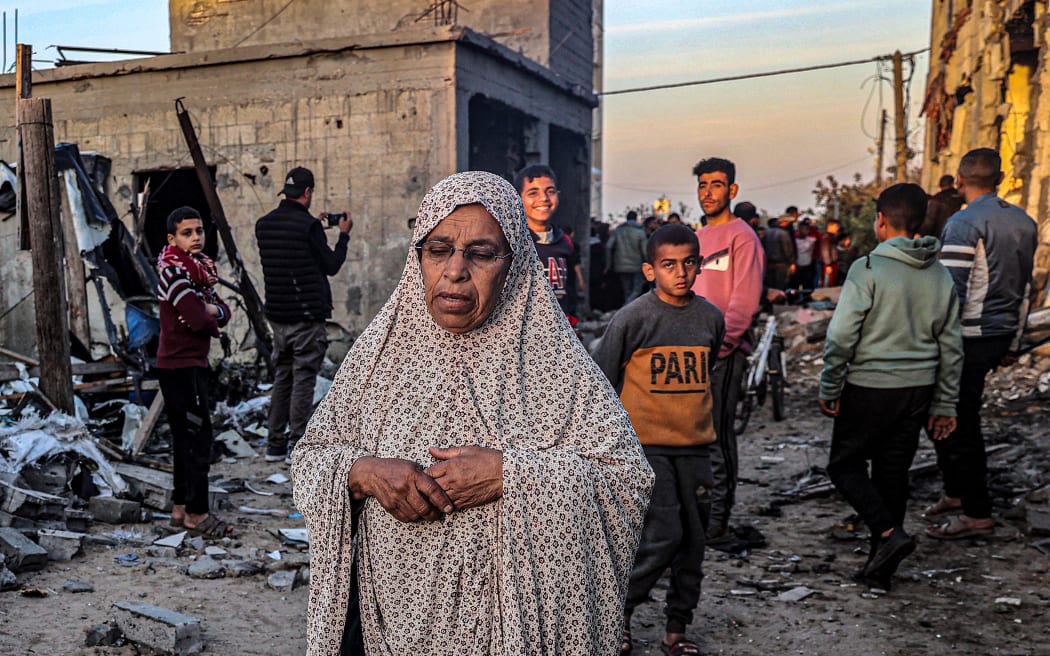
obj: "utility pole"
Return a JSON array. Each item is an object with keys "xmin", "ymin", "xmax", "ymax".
[
  {"xmin": 17, "ymin": 43, "xmax": 75, "ymax": 414},
  {"xmin": 892, "ymin": 50, "xmax": 908, "ymax": 183},
  {"xmin": 875, "ymin": 109, "xmax": 887, "ymax": 187}
]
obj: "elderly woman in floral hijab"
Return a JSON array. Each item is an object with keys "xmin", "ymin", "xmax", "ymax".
[{"xmin": 291, "ymin": 171, "xmax": 653, "ymax": 656}]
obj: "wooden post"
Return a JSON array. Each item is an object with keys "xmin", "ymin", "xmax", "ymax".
[
  {"xmin": 18, "ymin": 96, "xmax": 75, "ymax": 415},
  {"xmin": 893, "ymin": 50, "xmax": 908, "ymax": 183},
  {"xmin": 875, "ymin": 109, "xmax": 887, "ymax": 187}
]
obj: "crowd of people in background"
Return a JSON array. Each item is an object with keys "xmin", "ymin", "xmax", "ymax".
[{"xmin": 155, "ymin": 144, "xmax": 1037, "ymax": 656}]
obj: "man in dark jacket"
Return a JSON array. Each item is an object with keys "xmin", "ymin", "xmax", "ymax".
[
  {"xmin": 926, "ymin": 149, "xmax": 1037, "ymax": 540},
  {"xmin": 921, "ymin": 174, "xmax": 964, "ymax": 238},
  {"xmin": 255, "ymin": 166, "xmax": 352, "ymax": 462}
]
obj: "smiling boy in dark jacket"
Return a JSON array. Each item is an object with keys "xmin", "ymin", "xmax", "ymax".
[{"xmin": 818, "ymin": 183, "xmax": 963, "ymax": 589}]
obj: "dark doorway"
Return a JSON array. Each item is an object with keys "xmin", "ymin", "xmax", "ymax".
[
  {"xmin": 468, "ymin": 95, "xmax": 528, "ymax": 181},
  {"xmin": 133, "ymin": 167, "xmax": 218, "ymax": 261},
  {"xmin": 549, "ymin": 124, "xmax": 590, "ymax": 238}
]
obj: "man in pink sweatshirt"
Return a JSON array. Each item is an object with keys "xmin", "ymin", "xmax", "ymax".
[{"xmin": 690, "ymin": 157, "xmax": 765, "ymax": 546}]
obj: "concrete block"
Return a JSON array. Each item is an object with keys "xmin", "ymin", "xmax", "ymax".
[
  {"xmin": 0, "ymin": 527, "xmax": 48, "ymax": 572},
  {"xmin": 37, "ymin": 529, "xmax": 86, "ymax": 561},
  {"xmin": 112, "ymin": 601, "xmax": 203, "ymax": 656},
  {"xmin": 64, "ymin": 508, "xmax": 93, "ymax": 533},
  {"xmin": 113, "ymin": 463, "xmax": 229, "ymax": 512},
  {"xmin": 0, "ymin": 481, "xmax": 67, "ymax": 519},
  {"xmin": 89, "ymin": 496, "xmax": 142, "ymax": 524}
]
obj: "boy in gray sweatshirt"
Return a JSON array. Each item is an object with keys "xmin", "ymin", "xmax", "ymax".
[{"xmin": 818, "ymin": 183, "xmax": 963, "ymax": 589}]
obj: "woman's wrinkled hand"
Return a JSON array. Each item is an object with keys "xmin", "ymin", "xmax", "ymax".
[
  {"xmin": 347, "ymin": 457, "xmax": 453, "ymax": 523},
  {"xmin": 426, "ymin": 446, "xmax": 503, "ymax": 511}
]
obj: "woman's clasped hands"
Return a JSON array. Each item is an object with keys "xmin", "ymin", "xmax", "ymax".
[{"xmin": 347, "ymin": 446, "xmax": 503, "ymax": 523}]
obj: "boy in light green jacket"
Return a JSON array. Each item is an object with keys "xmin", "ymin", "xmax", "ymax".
[{"xmin": 818, "ymin": 183, "xmax": 963, "ymax": 590}]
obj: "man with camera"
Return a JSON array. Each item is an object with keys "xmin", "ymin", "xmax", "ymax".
[{"xmin": 255, "ymin": 166, "xmax": 352, "ymax": 463}]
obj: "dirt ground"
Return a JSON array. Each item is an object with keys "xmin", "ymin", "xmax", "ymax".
[{"xmin": 1, "ymin": 354, "xmax": 1048, "ymax": 655}]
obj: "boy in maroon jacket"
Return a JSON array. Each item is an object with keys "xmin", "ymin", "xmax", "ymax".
[{"xmin": 157, "ymin": 207, "xmax": 233, "ymax": 538}]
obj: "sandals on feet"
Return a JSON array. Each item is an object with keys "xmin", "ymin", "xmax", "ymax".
[
  {"xmin": 925, "ymin": 514, "xmax": 994, "ymax": 540},
  {"xmin": 661, "ymin": 638, "xmax": 701, "ymax": 656},
  {"xmin": 185, "ymin": 515, "xmax": 236, "ymax": 539},
  {"xmin": 921, "ymin": 498, "xmax": 962, "ymax": 521}
]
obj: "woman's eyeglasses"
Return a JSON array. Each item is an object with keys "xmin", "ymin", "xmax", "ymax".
[{"xmin": 415, "ymin": 241, "xmax": 513, "ymax": 268}]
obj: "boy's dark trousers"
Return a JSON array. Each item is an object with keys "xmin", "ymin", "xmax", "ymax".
[
  {"xmin": 933, "ymin": 335, "xmax": 1012, "ymax": 520},
  {"xmin": 827, "ymin": 383, "xmax": 933, "ymax": 537},
  {"xmin": 624, "ymin": 450, "xmax": 712, "ymax": 634},
  {"xmin": 157, "ymin": 367, "xmax": 214, "ymax": 516}
]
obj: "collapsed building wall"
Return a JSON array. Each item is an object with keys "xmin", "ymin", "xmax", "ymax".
[
  {"xmin": 922, "ymin": 0, "xmax": 1050, "ymax": 302},
  {"xmin": 0, "ymin": 25, "xmax": 595, "ymax": 359}
]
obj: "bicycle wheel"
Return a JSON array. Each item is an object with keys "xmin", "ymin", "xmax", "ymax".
[
  {"xmin": 733, "ymin": 367, "xmax": 754, "ymax": 435},
  {"xmin": 767, "ymin": 342, "xmax": 786, "ymax": 421}
]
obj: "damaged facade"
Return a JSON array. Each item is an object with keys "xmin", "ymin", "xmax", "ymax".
[
  {"xmin": 921, "ymin": 0, "xmax": 1050, "ymax": 302},
  {"xmin": 0, "ymin": 0, "xmax": 597, "ymax": 358}
]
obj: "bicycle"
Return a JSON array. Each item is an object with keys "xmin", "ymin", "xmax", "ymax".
[{"xmin": 733, "ymin": 314, "xmax": 786, "ymax": 435}]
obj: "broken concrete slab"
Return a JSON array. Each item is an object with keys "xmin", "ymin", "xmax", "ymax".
[
  {"xmin": 112, "ymin": 601, "xmax": 202, "ymax": 656},
  {"xmin": 266, "ymin": 569, "xmax": 296, "ymax": 592},
  {"xmin": 153, "ymin": 531, "xmax": 187, "ymax": 549},
  {"xmin": 63, "ymin": 579, "xmax": 95, "ymax": 593},
  {"xmin": 0, "ymin": 481, "xmax": 66, "ymax": 520},
  {"xmin": 88, "ymin": 496, "xmax": 141, "ymax": 524},
  {"xmin": 64, "ymin": 508, "xmax": 93, "ymax": 533},
  {"xmin": 226, "ymin": 559, "xmax": 265, "ymax": 577},
  {"xmin": 114, "ymin": 463, "xmax": 229, "ymax": 511},
  {"xmin": 187, "ymin": 556, "xmax": 225, "ymax": 579},
  {"xmin": 0, "ymin": 527, "xmax": 48, "ymax": 572},
  {"xmin": 777, "ymin": 586, "xmax": 817, "ymax": 602},
  {"xmin": 215, "ymin": 429, "xmax": 257, "ymax": 458},
  {"xmin": 37, "ymin": 528, "xmax": 86, "ymax": 561},
  {"xmin": 1026, "ymin": 508, "xmax": 1050, "ymax": 536}
]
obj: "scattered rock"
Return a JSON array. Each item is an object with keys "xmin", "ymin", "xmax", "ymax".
[
  {"xmin": 62, "ymin": 579, "xmax": 94, "ymax": 593},
  {"xmin": 267, "ymin": 569, "xmax": 297, "ymax": 592},
  {"xmin": 187, "ymin": 556, "xmax": 225, "ymax": 579}
]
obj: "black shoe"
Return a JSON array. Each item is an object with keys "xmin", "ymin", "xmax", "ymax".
[
  {"xmin": 851, "ymin": 566, "xmax": 891, "ymax": 591},
  {"xmin": 864, "ymin": 528, "xmax": 915, "ymax": 579},
  {"xmin": 265, "ymin": 444, "xmax": 289, "ymax": 462}
]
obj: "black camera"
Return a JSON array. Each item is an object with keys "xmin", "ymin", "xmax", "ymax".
[{"xmin": 326, "ymin": 212, "xmax": 347, "ymax": 227}]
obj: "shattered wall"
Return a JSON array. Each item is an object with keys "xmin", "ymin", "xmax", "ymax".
[
  {"xmin": 0, "ymin": 25, "xmax": 594, "ymax": 358},
  {"xmin": 168, "ymin": 0, "xmax": 594, "ymax": 91},
  {"xmin": 922, "ymin": 0, "xmax": 1050, "ymax": 303}
]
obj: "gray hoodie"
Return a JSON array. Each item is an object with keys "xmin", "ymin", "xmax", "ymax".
[{"xmin": 819, "ymin": 236, "xmax": 963, "ymax": 416}]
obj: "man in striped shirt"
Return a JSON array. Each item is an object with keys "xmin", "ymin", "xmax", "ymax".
[{"xmin": 925, "ymin": 148, "xmax": 1038, "ymax": 540}]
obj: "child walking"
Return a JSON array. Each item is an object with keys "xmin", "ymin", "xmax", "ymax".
[
  {"xmin": 593, "ymin": 224, "xmax": 724, "ymax": 656},
  {"xmin": 157, "ymin": 206, "xmax": 234, "ymax": 539},
  {"xmin": 819, "ymin": 183, "xmax": 963, "ymax": 589}
]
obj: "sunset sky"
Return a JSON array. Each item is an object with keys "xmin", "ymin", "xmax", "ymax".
[{"xmin": 6, "ymin": 1, "xmax": 933, "ymax": 221}]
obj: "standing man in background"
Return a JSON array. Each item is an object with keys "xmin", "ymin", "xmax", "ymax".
[
  {"xmin": 925, "ymin": 148, "xmax": 1038, "ymax": 540},
  {"xmin": 921, "ymin": 174, "xmax": 965, "ymax": 239},
  {"xmin": 607, "ymin": 210, "xmax": 649, "ymax": 306},
  {"xmin": 256, "ymin": 166, "xmax": 352, "ymax": 463},
  {"xmin": 690, "ymin": 157, "xmax": 765, "ymax": 547}
]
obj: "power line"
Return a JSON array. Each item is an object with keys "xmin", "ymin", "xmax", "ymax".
[{"xmin": 600, "ymin": 48, "xmax": 929, "ymax": 97}]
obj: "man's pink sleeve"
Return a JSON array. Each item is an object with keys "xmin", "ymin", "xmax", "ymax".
[{"xmin": 720, "ymin": 230, "xmax": 765, "ymax": 357}]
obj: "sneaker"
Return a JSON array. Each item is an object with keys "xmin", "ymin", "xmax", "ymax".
[
  {"xmin": 865, "ymin": 528, "xmax": 915, "ymax": 579},
  {"xmin": 264, "ymin": 444, "xmax": 288, "ymax": 462}
]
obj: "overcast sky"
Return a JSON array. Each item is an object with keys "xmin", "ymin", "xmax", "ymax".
[{"xmin": 4, "ymin": 1, "xmax": 932, "ymax": 220}]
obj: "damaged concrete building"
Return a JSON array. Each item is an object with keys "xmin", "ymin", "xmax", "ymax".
[
  {"xmin": 921, "ymin": 0, "xmax": 1050, "ymax": 301},
  {"xmin": 0, "ymin": 0, "xmax": 598, "ymax": 358}
]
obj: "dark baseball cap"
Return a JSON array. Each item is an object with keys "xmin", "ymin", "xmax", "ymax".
[{"xmin": 280, "ymin": 167, "xmax": 314, "ymax": 196}]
